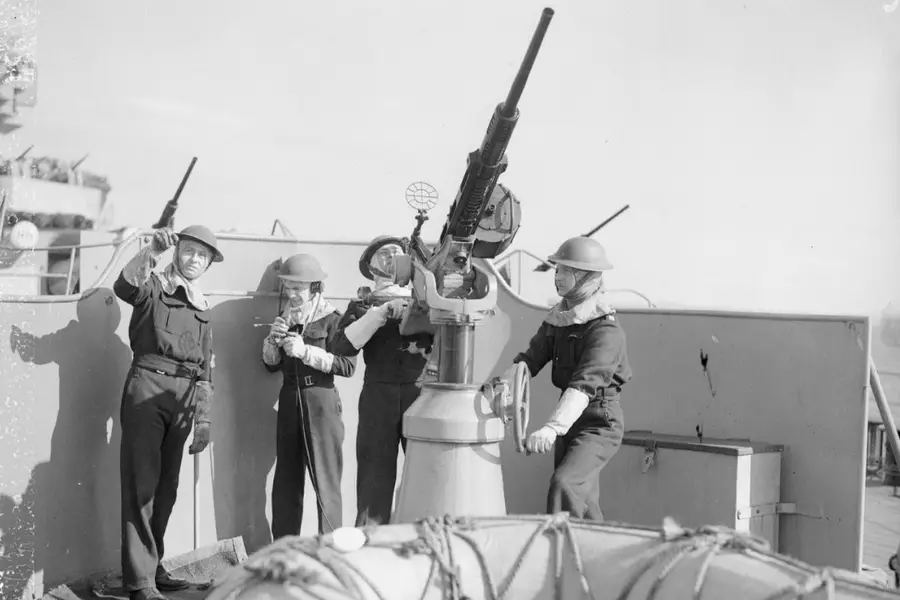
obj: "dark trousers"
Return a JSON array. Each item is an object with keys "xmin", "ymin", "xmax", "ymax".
[
  {"xmin": 549, "ymin": 399, "xmax": 624, "ymax": 520},
  {"xmin": 120, "ymin": 367, "xmax": 194, "ymax": 591},
  {"xmin": 354, "ymin": 381, "xmax": 420, "ymax": 526},
  {"xmin": 271, "ymin": 383, "xmax": 344, "ymax": 538}
]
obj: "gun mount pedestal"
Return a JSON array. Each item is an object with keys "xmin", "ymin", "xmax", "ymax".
[
  {"xmin": 391, "ymin": 260, "xmax": 508, "ymax": 523},
  {"xmin": 390, "ymin": 6, "xmax": 553, "ymax": 523}
]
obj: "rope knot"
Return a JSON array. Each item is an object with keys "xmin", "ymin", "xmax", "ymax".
[
  {"xmin": 658, "ymin": 519, "xmax": 771, "ymax": 554},
  {"xmin": 394, "ymin": 537, "xmax": 430, "ymax": 558}
]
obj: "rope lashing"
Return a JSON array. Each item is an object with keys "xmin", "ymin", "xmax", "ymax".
[
  {"xmin": 234, "ymin": 513, "xmax": 868, "ymax": 600},
  {"xmin": 616, "ymin": 518, "xmax": 773, "ymax": 600},
  {"xmin": 762, "ymin": 569, "xmax": 837, "ymax": 600}
]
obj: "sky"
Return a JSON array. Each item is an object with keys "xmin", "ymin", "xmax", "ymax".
[{"xmin": 2, "ymin": 0, "xmax": 900, "ymax": 316}]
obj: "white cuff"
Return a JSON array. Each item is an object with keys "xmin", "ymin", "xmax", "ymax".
[
  {"xmin": 344, "ymin": 305, "xmax": 387, "ymax": 349},
  {"xmin": 545, "ymin": 388, "xmax": 590, "ymax": 435},
  {"xmin": 302, "ymin": 345, "xmax": 334, "ymax": 373}
]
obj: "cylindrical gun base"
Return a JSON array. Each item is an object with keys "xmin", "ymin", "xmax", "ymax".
[{"xmin": 438, "ymin": 323, "xmax": 475, "ymax": 384}]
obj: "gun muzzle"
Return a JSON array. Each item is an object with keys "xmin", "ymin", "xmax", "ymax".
[{"xmin": 502, "ymin": 7, "xmax": 555, "ymax": 118}]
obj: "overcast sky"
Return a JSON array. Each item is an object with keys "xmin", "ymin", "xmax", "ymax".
[{"xmin": 4, "ymin": 0, "xmax": 900, "ymax": 315}]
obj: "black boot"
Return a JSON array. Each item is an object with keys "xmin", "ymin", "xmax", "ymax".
[{"xmin": 155, "ymin": 566, "xmax": 190, "ymax": 591}]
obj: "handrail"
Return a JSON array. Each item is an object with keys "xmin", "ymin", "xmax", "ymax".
[
  {"xmin": 4, "ymin": 232, "xmax": 655, "ymax": 307},
  {"xmin": 494, "ymin": 248, "xmax": 554, "ymax": 270},
  {"xmin": 0, "ymin": 229, "xmax": 394, "ymax": 303},
  {"xmin": 0, "ymin": 229, "xmax": 147, "ymax": 303},
  {"xmin": 490, "ymin": 248, "xmax": 657, "ymax": 308}
]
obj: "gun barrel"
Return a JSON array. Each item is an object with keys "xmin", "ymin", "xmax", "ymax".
[{"xmin": 501, "ymin": 7, "xmax": 555, "ymax": 118}]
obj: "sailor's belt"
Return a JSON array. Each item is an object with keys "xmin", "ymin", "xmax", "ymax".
[
  {"xmin": 134, "ymin": 354, "xmax": 205, "ymax": 380},
  {"xmin": 285, "ymin": 371, "xmax": 334, "ymax": 389}
]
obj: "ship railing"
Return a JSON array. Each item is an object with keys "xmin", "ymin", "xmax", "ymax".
[
  {"xmin": 0, "ymin": 237, "xmax": 113, "ymax": 297},
  {"xmin": 0, "ymin": 228, "xmax": 330, "ymax": 303},
  {"xmin": 493, "ymin": 248, "xmax": 657, "ymax": 308}
]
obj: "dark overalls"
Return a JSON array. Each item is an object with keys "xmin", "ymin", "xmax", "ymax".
[
  {"xmin": 333, "ymin": 298, "xmax": 434, "ymax": 526},
  {"xmin": 113, "ymin": 272, "xmax": 212, "ymax": 592},
  {"xmin": 514, "ymin": 314, "xmax": 632, "ymax": 520},
  {"xmin": 264, "ymin": 311, "xmax": 356, "ymax": 538}
]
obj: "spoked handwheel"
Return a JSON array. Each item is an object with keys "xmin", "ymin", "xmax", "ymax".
[{"xmin": 509, "ymin": 362, "xmax": 531, "ymax": 454}]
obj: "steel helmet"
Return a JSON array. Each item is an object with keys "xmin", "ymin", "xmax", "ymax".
[
  {"xmin": 178, "ymin": 225, "xmax": 224, "ymax": 263},
  {"xmin": 358, "ymin": 235, "xmax": 407, "ymax": 281},
  {"xmin": 547, "ymin": 236, "xmax": 614, "ymax": 272},
  {"xmin": 279, "ymin": 253, "xmax": 328, "ymax": 282}
]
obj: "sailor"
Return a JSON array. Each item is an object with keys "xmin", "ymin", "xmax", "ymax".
[
  {"xmin": 113, "ymin": 225, "xmax": 222, "ymax": 600},
  {"xmin": 332, "ymin": 236, "xmax": 434, "ymax": 526},
  {"xmin": 261, "ymin": 254, "xmax": 356, "ymax": 537},
  {"xmin": 510, "ymin": 236, "xmax": 632, "ymax": 520}
]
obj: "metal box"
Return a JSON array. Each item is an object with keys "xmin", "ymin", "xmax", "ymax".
[{"xmin": 599, "ymin": 431, "xmax": 784, "ymax": 551}]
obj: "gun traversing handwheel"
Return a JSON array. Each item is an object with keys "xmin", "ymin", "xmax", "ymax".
[
  {"xmin": 487, "ymin": 363, "xmax": 532, "ymax": 454},
  {"xmin": 510, "ymin": 361, "xmax": 531, "ymax": 454}
]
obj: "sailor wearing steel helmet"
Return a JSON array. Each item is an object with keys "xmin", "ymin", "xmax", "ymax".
[
  {"xmin": 331, "ymin": 235, "xmax": 434, "ymax": 526},
  {"xmin": 113, "ymin": 225, "xmax": 222, "ymax": 600},
  {"xmin": 261, "ymin": 254, "xmax": 356, "ymax": 538},
  {"xmin": 510, "ymin": 236, "xmax": 632, "ymax": 521}
]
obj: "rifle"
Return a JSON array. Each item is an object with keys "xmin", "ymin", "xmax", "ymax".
[
  {"xmin": 152, "ymin": 156, "xmax": 198, "ymax": 229},
  {"xmin": 427, "ymin": 7, "xmax": 554, "ymax": 274},
  {"xmin": 533, "ymin": 204, "xmax": 631, "ymax": 272}
]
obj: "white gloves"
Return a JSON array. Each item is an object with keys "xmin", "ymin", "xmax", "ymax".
[
  {"xmin": 525, "ymin": 388, "xmax": 590, "ymax": 454},
  {"xmin": 281, "ymin": 332, "xmax": 306, "ymax": 358},
  {"xmin": 302, "ymin": 345, "xmax": 334, "ymax": 373},
  {"xmin": 344, "ymin": 299, "xmax": 408, "ymax": 349},
  {"xmin": 526, "ymin": 426, "xmax": 558, "ymax": 454},
  {"xmin": 281, "ymin": 332, "xmax": 334, "ymax": 373}
]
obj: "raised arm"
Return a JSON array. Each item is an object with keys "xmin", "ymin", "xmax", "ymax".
[
  {"xmin": 113, "ymin": 246, "xmax": 162, "ymax": 307},
  {"xmin": 114, "ymin": 229, "xmax": 177, "ymax": 307},
  {"xmin": 331, "ymin": 299, "xmax": 399, "ymax": 358},
  {"xmin": 330, "ymin": 304, "xmax": 366, "ymax": 357}
]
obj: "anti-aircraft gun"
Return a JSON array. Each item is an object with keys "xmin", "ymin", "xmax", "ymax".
[{"xmin": 388, "ymin": 7, "xmax": 554, "ymax": 524}]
